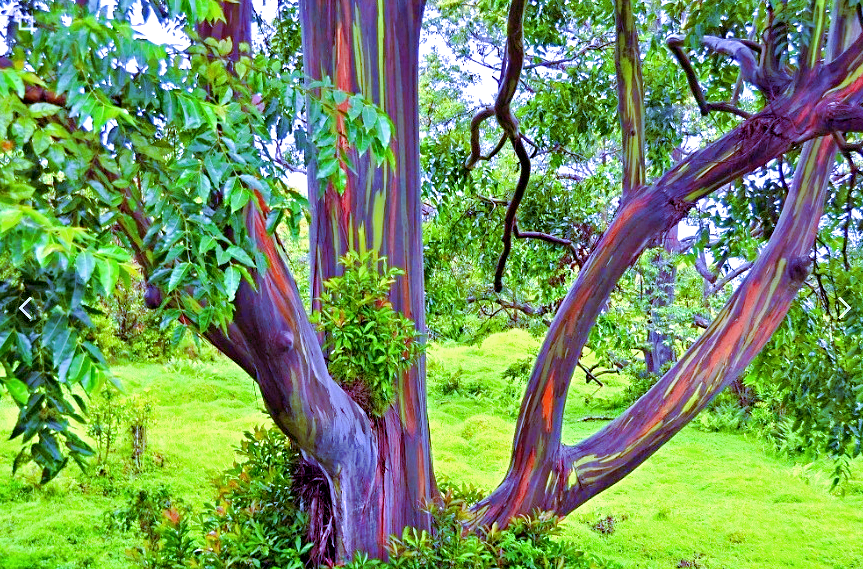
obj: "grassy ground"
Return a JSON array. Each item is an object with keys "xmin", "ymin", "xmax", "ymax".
[{"xmin": 1, "ymin": 330, "xmax": 862, "ymax": 568}]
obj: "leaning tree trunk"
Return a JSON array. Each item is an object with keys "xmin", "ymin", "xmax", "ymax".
[{"xmin": 473, "ymin": 0, "xmax": 862, "ymax": 524}]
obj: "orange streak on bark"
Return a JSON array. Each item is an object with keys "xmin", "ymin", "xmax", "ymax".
[
  {"xmin": 513, "ymin": 450, "xmax": 536, "ymax": 509},
  {"xmin": 401, "ymin": 375, "xmax": 417, "ymax": 434},
  {"xmin": 254, "ymin": 189, "xmax": 270, "ymax": 214},
  {"xmin": 332, "ymin": 19, "xmax": 355, "ymax": 230},
  {"xmin": 249, "ymin": 207, "xmax": 296, "ymax": 326},
  {"xmin": 541, "ymin": 374, "xmax": 555, "ymax": 432}
]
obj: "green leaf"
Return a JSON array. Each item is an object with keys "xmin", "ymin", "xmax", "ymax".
[
  {"xmin": 362, "ymin": 105, "xmax": 377, "ymax": 130},
  {"xmin": 316, "ymin": 158, "xmax": 339, "ymax": 180},
  {"xmin": 169, "ymin": 262, "xmax": 192, "ymax": 291},
  {"xmin": 332, "ymin": 90, "xmax": 348, "ymax": 105},
  {"xmin": 75, "ymin": 252, "xmax": 96, "ymax": 283},
  {"xmin": 97, "ymin": 258, "xmax": 119, "ymax": 295},
  {"xmin": 227, "ymin": 246, "xmax": 254, "ymax": 266},
  {"xmin": 31, "ymin": 130, "xmax": 51, "ymax": 154},
  {"xmin": 0, "ymin": 207, "xmax": 24, "ymax": 233},
  {"xmin": 376, "ymin": 115, "xmax": 392, "ymax": 146},
  {"xmin": 179, "ymin": 96, "xmax": 204, "ymax": 129},
  {"xmin": 28, "ymin": 103, "xmax": 61, "ymax": 118},
  {"xmin": 224, "ymin": 265, "xmax": 241, "ymax": 300},
  {"xmin": 4, "ymin": 377, "xmax": 29, "ymax": 405}
]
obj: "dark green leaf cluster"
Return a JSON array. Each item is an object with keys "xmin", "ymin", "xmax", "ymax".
[
  {"xmin": 314, "ymin": 251, "xmax": 423, "ymax": 417},
  {"xmin": 306, "ymin": 78, "xmax": 396, "ymax": 195}
]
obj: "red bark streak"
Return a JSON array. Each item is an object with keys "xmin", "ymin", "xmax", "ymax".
[
  {"xmin": 541, "ymin": 379, "xmax": 554, "ymax": 432},
  {"xmin": 512, "ymin": 450, "xmax": 536, "ymax": 508},
  {"xmin": 401, "ymin": 376, "xmax": 417, "ymax": 433}
]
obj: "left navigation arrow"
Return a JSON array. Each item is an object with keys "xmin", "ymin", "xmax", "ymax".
[{"xmin": 19, "ymin": 297, "xmax": 33, "ymax": 321}]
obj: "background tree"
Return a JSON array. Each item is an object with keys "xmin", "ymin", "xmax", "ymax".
[{"xmin": 2, "ymin": 0, "xmax": 863, "ymax": 562}]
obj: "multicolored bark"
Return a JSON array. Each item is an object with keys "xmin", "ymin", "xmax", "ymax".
[
  {"xmin": 299, "ymin": 0, "xmax": 434, "ymax": 558},
  {"xmin": 614, "ymin": 0, "xmax": 645, "ymax": 199},
  {"xmin": 473, "ymin": 1, "xmax": 863, "ymax": 524}
]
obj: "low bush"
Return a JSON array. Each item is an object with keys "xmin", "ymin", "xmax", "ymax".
[
  {"xmin": 120, "ymin": 427, "xmax": 617, "ymax": 569},
  {"xmin": 345, "ymin": 482, "xmax": 621, "ymax": 569},
  {"xmin": 120, "ymin": 426, "xmax": 314, "ymax": 569}
]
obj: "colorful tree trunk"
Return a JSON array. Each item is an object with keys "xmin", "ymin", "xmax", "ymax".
[
  {"xmin": 299, "ymin": 0, "xmax": 436, "ymax": 554},
  {"xmin": 194, "ymin": 0, "xmax": 863, "ymax": 559}
]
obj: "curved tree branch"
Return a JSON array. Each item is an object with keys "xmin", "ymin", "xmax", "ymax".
[{"xmin": 473, "ymin": 5, "xmax": 863, "ymax": 523}]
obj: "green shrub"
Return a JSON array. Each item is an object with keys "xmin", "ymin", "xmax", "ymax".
[
  {"xmin": 124, "ymin": 426, "xmax": 314, "ymax": 569},
  {"xmin": 313, "ymin": 251, "xmax": 423, "ymax": 417},
  {"xmin": 196, "ymin": 426, "xmax": 312, "ymax": 569},
  {"xmin": 108, "ymin": 483, "xmax": 186, "ymax": 543},
  {"xmin": 123, "ymin": 429, "xmax": 616, "ymax": 569},
  {"xmin": 90, "ymin": 275, "xmax": 176, "ymax": 362},
  {"xmin": 87, "ymin": 387, "xmax": 157, "ymax": 473},
  {"xmin": 696, "ymin": 400, "xmax": 747, "ymax": 433}
]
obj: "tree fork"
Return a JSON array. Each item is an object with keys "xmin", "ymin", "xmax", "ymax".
[{"xmin": 474, "ymin": 3, "xmax": 862, "ymax": 523}]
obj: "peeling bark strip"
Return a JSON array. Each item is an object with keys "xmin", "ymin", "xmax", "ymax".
[
  {"xmin": 299, "ymin": 0, "xmax": 434, "ymax": 559},
  {"xmin": 473, "ymin": 2, "xmax": 862, "ymax": 524}
]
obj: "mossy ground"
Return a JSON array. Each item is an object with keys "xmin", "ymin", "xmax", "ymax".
[{"xmin": 1, "ymin": 330, "xmax": 862, "ymax": 568}]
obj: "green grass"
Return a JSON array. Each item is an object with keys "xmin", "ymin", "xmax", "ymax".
[{"xmin": 1, "ymin": 330, "xmax": 862, "ymax": 568}]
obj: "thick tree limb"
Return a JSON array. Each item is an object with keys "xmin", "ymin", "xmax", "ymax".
[{"xmin": 473, "ymin": 7, "xmax": 863, "ymax": 523}]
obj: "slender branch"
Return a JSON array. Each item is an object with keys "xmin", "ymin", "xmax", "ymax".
[
  {"xmin": 494, "ymin": 135, "xmax": 531, "ymax": 292},
  {"xmin": 666, "ymin": 36, "xmax": 752, "ymax": 117},
  {"xmin": 707, "ymin": 261, "xmax": 755, "ymax": 296},
  {"xmin": 523, "ymin": 40, "xmax": 613, "ymax": 70},
  {"xmin": 465, "ymin": 106, "xmax": 495, "ymax": 170}
]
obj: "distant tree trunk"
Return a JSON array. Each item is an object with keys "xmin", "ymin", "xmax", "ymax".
[{"xmin": 644, "ymin": 227, "xmax": 678, "ymax": 375}]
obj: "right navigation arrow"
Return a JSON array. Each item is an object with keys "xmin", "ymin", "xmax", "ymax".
[{"xmin": 839, "ymin": 297, "xmax": 851, "ymax": 319}]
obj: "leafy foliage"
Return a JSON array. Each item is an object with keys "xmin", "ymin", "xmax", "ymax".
[
  {"xmin": 90, "ymin": 274, "xmax": 177, "ymax": 362},
  {"xmin": 313, "ymin": 251, "xmax": 423, "ymax": 417},
  {"xmin": 0, "ymin": 0, "xmax": 392, "ymax": 480},
  {"xmin": 125, "ymin": 426, "xmax": 313, "ymax": 569},
  {"xmin": 745, "ymin": 257, "xmax": 863, "ymax": 487}
]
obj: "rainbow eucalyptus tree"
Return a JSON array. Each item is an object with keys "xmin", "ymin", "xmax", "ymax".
[{"xmin": 3, "ymin": 0, "xmax": 863, "ymax": 562}]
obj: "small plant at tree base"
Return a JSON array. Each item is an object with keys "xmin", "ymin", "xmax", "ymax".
[
  {"xmin": 126, "ymin": 392, "xmax": 155, "ymax": 472},
  {"xmin": 126, "ymin": 426, "xmax": 316, "ymax": 569},
  {"xmin": 87, "ymin": 388, "xmax": 157, "ymax": 474},
  {"xmin": 107, "ymin": 484, "xmax": 186, "ymax": 543},
  {"xmin": 343, "ymin": 483, "xmax": 621, "ymax": 569},
  {"xmin": 313, "ymin": 251, "xmax": 423, "ymax": 417}
]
